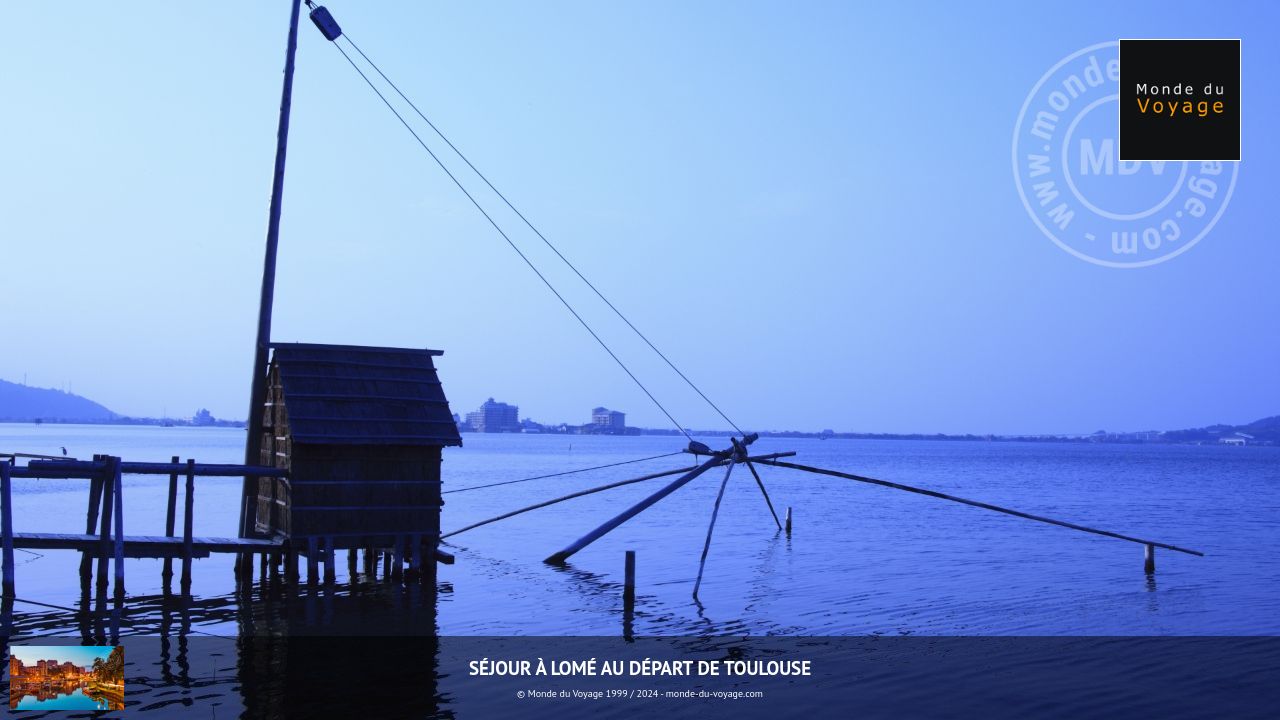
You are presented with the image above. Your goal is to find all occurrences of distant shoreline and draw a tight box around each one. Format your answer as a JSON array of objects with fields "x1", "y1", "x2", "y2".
[{"x1": 4, "y1": 418, "x2": 1274, "y2": 446}]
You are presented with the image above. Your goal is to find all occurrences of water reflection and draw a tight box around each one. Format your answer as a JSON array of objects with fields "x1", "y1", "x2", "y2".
[{"x1": 4, "y1": 572, "x2": 450, "y2": 718}]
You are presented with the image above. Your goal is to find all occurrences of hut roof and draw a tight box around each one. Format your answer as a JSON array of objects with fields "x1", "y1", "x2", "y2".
[{"x1": 270, "y1": 343, "x2": 462, "y2": 447}]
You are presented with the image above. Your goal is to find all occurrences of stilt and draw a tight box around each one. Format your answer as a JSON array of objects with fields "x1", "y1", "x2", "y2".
[
  {"x1": 1, "y1": 461, "x2": 15, "y2": 600},
  {"x1": 1144, "y1": 544, "x2": 1156, "y2": 574},
  {"x1": 363, "y1": 546, "x2": 375, "y2": 576},
  {"x1": 382, "y1": 550, "x2": 392, "y2": 578},
  {"x1": 743, "y1": 459, "x2": 782, "y2": 530},
  {"x1": 259, "y1": 550, "x2": 269, "y2": 579},
  {"x1": 785, "y1": 507, "x2": 792, "y2": 536},
  {"x1": 80, "y1": 461, "x2": 105, "y2": 583},
  {"x1": 285, "y1": 548, "x2": 298, "y2": 582},
  {"x1": 110, "y1": 457, "x2": 125, "y2": 599},
  {"x1": 181, "y1": 459, "x2": 195, "y2": 593},
  {"x1": 347, "y1": 548, "x2": 357, "y2": 580},
  {"x1": 391, "y1": 536, "x2": 404, "y2": 581},
  {"x1": 96, "y1": 461, "x2": 115, "y2": 592},
  {"x1": 323, "y1": 537, "x2": 336, "y2": 584},
  {"x1": 407, "y1": 534, "x2": 422, "y2": 581},
  {"x1": 162, "y1": 455, "x2": 179, "y2": 581},
  {"x1": 307, "y1": 537, "x2": 319, "y2": 584}
]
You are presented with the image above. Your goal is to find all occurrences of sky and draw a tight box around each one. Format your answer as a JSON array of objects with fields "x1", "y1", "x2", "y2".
[
  {"x1": 12, "y1": 645, "x2": 114, "y2": 669},
  {"x1": 1, "y1": 1, "x2": 1276, "y2": 435}
]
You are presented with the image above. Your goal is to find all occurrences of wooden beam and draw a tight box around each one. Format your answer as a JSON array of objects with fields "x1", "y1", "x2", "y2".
[
  {"x1": 693, "y1": 461, "x2": 736, "y2": 601},
  {"x1": 545, "y1": 452, "x2": 728, "y2": 565}
]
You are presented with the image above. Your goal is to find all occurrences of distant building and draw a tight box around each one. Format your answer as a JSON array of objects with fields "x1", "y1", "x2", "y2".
[
  {"x1": 466, "y1": 398, "x2": 521, "y2": 433},
  {"x1": 587, "y1": 407, "x2": 627, "y2": 434},
  {"x1": 10, "y1": 656, "x2": 22, "y2": 678}
]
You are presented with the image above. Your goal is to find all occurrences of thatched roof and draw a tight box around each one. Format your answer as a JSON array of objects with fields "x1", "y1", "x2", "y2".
[{"x1": 270, "y1": 343, "x2": 462, "y2": 447}]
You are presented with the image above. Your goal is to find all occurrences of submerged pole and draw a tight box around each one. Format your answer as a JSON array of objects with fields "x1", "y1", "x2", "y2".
[
  {"x1": 240, "y1": 0, "x2": 305, "y2": 543},
  {"x1": 743, "y1": 460, "x2": 782, "y2": 530},
  {"x1": 111, "y1": 457, "x2": 125, "y2": 599},
  {"x1": 1144, "y1": 544, "x2": 1156, "y2": 574}
]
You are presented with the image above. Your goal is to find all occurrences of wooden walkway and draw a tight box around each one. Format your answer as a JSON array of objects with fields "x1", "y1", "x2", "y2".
[
  {"x1": 2, "y1": 454, "x2": 290, "y2": 600},
  {"x1": 11, "y1": 533, "x2": 282, "y2": 558}
]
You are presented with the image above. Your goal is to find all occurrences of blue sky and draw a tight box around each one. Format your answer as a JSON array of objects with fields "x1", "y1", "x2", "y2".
[
  {"x1": 12, "y1": 645, "x2": 115, "y2": 669},
  {"x1": 1, "y1": 1, "x2": 1275, "y2": 434}
]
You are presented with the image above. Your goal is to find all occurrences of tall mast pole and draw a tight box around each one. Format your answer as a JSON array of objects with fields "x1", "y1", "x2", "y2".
[{"x1": 240, "y1": 0, "x2": 304, "y2": 542}]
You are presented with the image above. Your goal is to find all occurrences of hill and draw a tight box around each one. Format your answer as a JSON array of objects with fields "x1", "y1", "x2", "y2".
[{"x1": 0, "y1": 379, "x2": 118, "y2": 422}]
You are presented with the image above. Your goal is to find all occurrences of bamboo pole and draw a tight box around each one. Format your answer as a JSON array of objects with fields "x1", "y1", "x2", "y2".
[
  {"x1": 692, "y1": 461, "x2": 736, "y2": 601},
  {"x1": 757, "y1": 459, "x2": 1204, "y2": 557},
  {"x1": 545, "y1": 453, "x2": 728, "y2": 565},
  {"x1": 743, "y1": 460, "x2": 782, "y2": 530},
  {"x1": 442, "y1": 464, "x2": 702, "y2": 540},
  {"x1": 442, "y1": 452, "x2": 795, "y2": 542}
]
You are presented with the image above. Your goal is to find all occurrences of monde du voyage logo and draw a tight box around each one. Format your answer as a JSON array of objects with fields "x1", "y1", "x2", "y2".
[{"x1": 1013, "y1": 40, "x2": 1240, "y2": 268}]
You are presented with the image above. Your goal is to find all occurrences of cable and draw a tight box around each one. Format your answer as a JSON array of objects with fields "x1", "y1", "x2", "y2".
[
  {"x1": 443, "y1": 451, "x2": 683, "y2": 494},
  {"x1": 329, "y1": 41, "x2": 692, "y2": 441},
  {"x1": 339, "y1": 34, "x2": 745, "y2": 436}
]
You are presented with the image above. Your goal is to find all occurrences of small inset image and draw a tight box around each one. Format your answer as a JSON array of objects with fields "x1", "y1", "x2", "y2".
[
  {"x1": 8, "y1": 645, "x2": 125, "y2": 711},
  {"x1": 1119, "y1": 38, "x2": 1241, "y2": 161}
]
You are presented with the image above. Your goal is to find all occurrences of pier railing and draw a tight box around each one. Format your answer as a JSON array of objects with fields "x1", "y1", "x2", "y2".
[{"x1": 1, "y1": 455, "x2": 287, "y2": 600}]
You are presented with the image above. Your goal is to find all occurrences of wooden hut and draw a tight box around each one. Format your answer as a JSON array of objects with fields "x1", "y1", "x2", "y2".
[{"x1": 249, "y1": 343, "x2": 461, "y2": 563}]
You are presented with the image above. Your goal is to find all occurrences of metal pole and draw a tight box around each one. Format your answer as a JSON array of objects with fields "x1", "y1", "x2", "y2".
[
  {"x1": 241, "y1": 0, "x2": 304, "y2": 541},
  {"x1": 545, "y1": 452, "x2": 727, "y2": 564}
]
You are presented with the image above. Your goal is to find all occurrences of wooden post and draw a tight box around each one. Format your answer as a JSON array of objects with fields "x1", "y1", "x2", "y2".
[
  {"x1": 259, "y1": 550, "x2": 269, "y2": 579},
  {"x1": 391, "y1": 536, "x2": 404, "y2": 582},
  {"x1": 96, "y1": 460, "x2": 115, "y2": 592},
  {"x1": 285, "y1": 548, "x2": 298, "y2": 582},
  {"x1": 347, "y1": 548, "x2": 357, "y2": 580},
  {"x1": 1144, "y1": 544, "x2": 1156, "y2": 574},
  {"x1": 1, "y1": 461, "x2": 15, "y2": 600},
  {"x1": 785, "y1": 507, "x2": 792, "y2": 536},
  {"x1": 163, "y1": 455, "x2": 179, "y2": 581},
  {"x1": 323, "y1": 537, "x2": 336, "y2": 584},
  {"x1": 111, "y1": 457, "x2": 125, "y2": 598},
  {"x1": 382, "y1": 550, "x2": 391, "y2": 578},
  {"x1": 307, "y1": 537, "x2": 319, "y2": 585},
  {"x1": 80, "y1": 460, "x2": 105, "y2": 582},
  {"x1": 623, "y1": 550, "x2": 636, "y2": 611},
  {"x1": 363, "y1": 546, "x2": 375, "y2": 576},
  {"x1": 181, "y1": 459, "x2": 195, "y2": 592},
  {"x1": 406, "y1": 535, "x2": 422, "y2": 581}
]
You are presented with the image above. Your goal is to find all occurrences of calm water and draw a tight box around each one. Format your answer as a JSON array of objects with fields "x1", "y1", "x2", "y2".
[
  {"x1": 12, "y1": 685, "x2": 111, "y2": 711},
  {"x1": 2, "y1": 424, "x2": 1277, "y2": 636}
]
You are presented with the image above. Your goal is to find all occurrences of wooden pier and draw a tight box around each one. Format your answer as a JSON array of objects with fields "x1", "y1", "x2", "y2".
[{"x1": 2, "y1": 455, "x2": 289, "y2": 599}]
